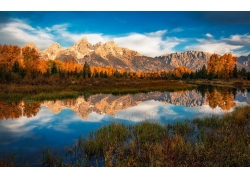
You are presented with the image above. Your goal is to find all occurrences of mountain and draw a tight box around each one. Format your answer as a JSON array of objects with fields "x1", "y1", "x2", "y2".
[
  {"x1": 25, "y1": 38, "x2": 250, "y2": 72},
  {"x1": 81, "y1": 41, "x2": 172, "y2": 71},
  {"x1": 23, "y1": 42, "x2": 40, "y2": 52},
  {"x1": 156, "y1": 51, "x2": 212, "y2": 70},
  {"x1": 237, "y1": 54, "x2": 250, "y2": 71},
  {"x1": 40, "y1": 42, "x2": 64, "y2": 60},
  {"x1": 37, "y1": 38, "x2": 173, "y2": 71}
]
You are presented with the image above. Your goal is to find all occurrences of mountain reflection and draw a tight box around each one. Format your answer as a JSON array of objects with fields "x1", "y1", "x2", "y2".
[{"x1": 0, "y1": 86, "x2": 249, "y2": 121}]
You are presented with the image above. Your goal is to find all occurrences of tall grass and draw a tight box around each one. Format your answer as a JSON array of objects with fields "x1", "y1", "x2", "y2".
[{"x1": 39, "y1": 105, "x2": 250, "y2": 167}]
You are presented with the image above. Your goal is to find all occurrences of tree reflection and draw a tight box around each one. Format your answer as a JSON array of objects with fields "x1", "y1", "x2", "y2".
[
  {"x1": 0, "y1": 100, "x2": 41, "y2": 120},
  {"x1": 23, "y1": 101, "x2": 41, "y2": 118},
  {"x1": 0, "y1": 101, "x2": 22, "y2": 120},
  {"x1": 205, "y1": 86, "x2": 236, "y2": 111}
]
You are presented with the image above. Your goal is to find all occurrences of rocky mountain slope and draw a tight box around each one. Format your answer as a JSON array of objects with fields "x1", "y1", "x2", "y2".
[
  {"x1": 80, "y1": 41, "x2": 171, "y2": 71},
  {"x1": 156, "y1": 51, "x2": 212, "y2": 71},
  {"x1": 237, "y1": 54, "x2": 250, "y2": 71}
]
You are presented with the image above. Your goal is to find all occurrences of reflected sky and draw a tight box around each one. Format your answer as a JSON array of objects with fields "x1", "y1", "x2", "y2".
[{"x1": 0, "y1": 87, "x2": 249, "y2": 165}]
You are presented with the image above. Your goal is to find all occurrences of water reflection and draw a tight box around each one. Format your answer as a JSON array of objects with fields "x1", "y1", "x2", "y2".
[
  {"x1": 0, "y1": 86, "x2": 249, "y2": 165},
  {"x1": 204, "y1": 86, "x2": 236, "y2": 110},
  {"x1": 0, "y1": 101, "x2": 41, "y2": 120},
  {"x1": 0, "y1": 86, "x2": 249, "y2": 121}
]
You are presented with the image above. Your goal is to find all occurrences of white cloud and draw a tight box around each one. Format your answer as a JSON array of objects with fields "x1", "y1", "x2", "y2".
[
  {"x1": 222, "y1": 34, "x2": 250, "y2": 46},
  {"x1": 145, "y1": 30, "x2": 167, "y2": 37},
  {"x1": 0, "y1": 18, "x2": 54, "y2": 50},
  {"x1": 205, "y1": 33, "x2": 213, "y2": 38},
  {"x1": 113, "y1": 31, "x2": 185, "y2": 57},
  {"x1": 171, "y1": 28, "x2": 183, "y2": 33},
  {"x1": 46, "y1": 24, "x2": 111, "y2": 45},
  {"x1": 0, "y1": 19, "x2": 184, "y2": 56},
  {"x1": 6, "y1": 18, "x2": 250, "y2": 57},
  {"x1": 185, "y1": 38, "x2": 243, "y2": 56}
]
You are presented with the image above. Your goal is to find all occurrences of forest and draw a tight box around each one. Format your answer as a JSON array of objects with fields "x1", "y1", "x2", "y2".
[{"x1": 0, "y1": 44, "x2": 250, "y2": 85}]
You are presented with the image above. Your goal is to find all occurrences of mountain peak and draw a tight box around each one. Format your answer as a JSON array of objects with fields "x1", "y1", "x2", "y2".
[
  {"x1": 23, "y1": 42, "x2": 40, "y2": 51},
  {"x1": 105, "y1": 40, "x2": 116, "y2": 46},
  {"x1": 76, "y1": 37, "x2": 89, "y2": 44},
  {"x1": 49, "y1": 42, "x2": 63, "y2": 48}
]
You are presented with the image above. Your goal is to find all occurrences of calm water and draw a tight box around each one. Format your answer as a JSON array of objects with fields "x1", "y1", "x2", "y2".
[{"x1": 0, "y1": 86, "x2": 249, "y2": 165}]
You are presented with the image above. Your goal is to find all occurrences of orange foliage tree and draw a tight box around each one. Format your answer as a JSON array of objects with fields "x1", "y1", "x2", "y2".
[
  {"x1": 173, "y1": 66, "x2": 192, "y2": 78},
  {"x1": 207, "y1": 53, "x2": 237, "y2": 79},
  {"x1": 22, "y1": 46, "x2": 40, "y2": 75},
  {"x1": 0, "y1": 44, "x2": 22, "y2": 71}
]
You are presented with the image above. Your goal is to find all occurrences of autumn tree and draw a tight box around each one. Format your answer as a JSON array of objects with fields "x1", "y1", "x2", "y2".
[
  {"x1": 22, "y1": 46, "x2": 40, "y2": 77},
  {"x1": 207, "y1": 54, "x2": 220, "y2": 78},
  {"x1": 207, "y1": 53, "x2": 237, "y2": 79},
  {"x1": 172, "y1": 66, "x2": 192, "y2": 79},
  {"x1": 0, "y1": 45, "x2": 22, "y2": 71},
  {"x1": 38, "y1": 60, "x2": 48, "y2": 74}
]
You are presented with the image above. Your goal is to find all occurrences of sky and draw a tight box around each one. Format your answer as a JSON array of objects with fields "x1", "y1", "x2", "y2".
[{"x1": 1, "y1": 11, "x2": 250, "y2": 57}]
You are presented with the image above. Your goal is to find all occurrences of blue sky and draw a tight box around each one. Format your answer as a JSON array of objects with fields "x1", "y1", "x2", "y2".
[{"x1": 0, "y1": 11, "x2": 250, "y2": 57}]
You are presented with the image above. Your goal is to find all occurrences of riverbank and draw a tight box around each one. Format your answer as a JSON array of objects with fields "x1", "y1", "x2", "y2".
[
  {"x1": 0, "y1": 79, "x2": 196, "y2": 101},
  {"x1": 186, "y1": 79, "x2": 250, "y2": 88}
]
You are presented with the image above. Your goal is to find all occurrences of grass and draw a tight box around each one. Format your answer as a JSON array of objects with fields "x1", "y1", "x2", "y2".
[
  {"x1": 31, "y1": 105, "x2": 250, "y2": 167},
  {"x1": 0, "y1": 79, "x2": 196, "y2": 101},
  {"x1": 187, "y1": 79, "x2": 250, "y2": 88}
]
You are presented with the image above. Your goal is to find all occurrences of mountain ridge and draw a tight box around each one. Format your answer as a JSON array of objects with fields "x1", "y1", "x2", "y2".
[{"x1": 23, "y1": 38, "x2": 250, "y2": 72}]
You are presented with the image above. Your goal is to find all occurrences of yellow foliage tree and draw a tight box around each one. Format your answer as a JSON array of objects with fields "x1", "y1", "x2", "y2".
[{"x1": 173, "y1": 66, "x2": 192, "y2": 78}]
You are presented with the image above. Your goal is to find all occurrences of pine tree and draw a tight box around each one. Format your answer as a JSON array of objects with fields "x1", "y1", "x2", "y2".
[
  {"x1": 233, "y1": 64, "x2": 238, "y2": 78},
  {"x1": 201, "y1": 65, "x2": 207, "y2": 79},
  {"x1": 12, "y1": 61, "x2": 20, "y2": 74},
  {"x1": 51, "y1": 62, "x2": 58, "y2": 75},
  {"x1": 83, "y1": 61, "x2": 91, "y2": 78}
]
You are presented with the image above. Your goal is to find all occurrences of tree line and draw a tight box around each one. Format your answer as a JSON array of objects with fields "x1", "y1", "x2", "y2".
[{"x1": 0, "y1": 44, "x2": 250, "y2": 84}]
